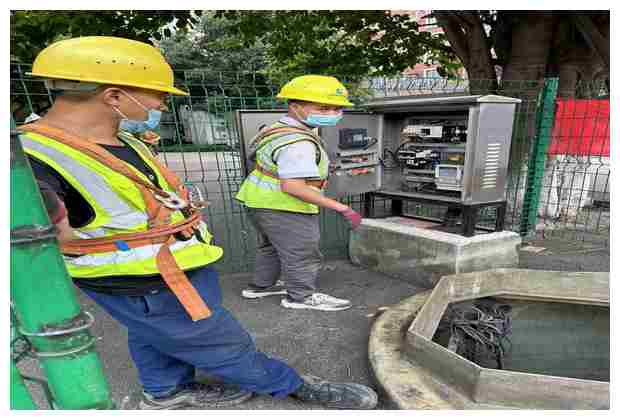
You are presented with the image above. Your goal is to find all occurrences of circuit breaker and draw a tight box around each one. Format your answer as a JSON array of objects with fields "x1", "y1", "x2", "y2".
[{"x1": 235, "y1": 95, "x2": 520, "y2": 206}]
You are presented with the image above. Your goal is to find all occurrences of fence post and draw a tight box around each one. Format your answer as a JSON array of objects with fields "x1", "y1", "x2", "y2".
[
  {"x1": 10, "y1": 128, "x2": 115, "y2": 409},
  {"x1": 519, "y1": 77, "x2": 559, "y2": 236}
]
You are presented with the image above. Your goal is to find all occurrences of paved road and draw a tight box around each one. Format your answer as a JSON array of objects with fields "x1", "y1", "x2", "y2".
[
  {"x1": 16, "y1": 236, "x2": 609, "y2": 410},
  {"x1": 17, "y1": 259, "x2": 423, "y2": 410}
]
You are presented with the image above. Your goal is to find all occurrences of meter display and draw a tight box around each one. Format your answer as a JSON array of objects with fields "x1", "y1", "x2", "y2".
[
  {"x1": 435, "y1": 164, "x2": 464, "y2": 191},
  {"x1": 339, "y1": 128, "x2": 369, "y2": 149}
]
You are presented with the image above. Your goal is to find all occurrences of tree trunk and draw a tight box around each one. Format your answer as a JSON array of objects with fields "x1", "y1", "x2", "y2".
[
  {"x1": 502, "y1": 12, "x2": 556, "y2": 86},
  {"x1": 433, "y1": 10, "x2": 496, "y2": 92}
]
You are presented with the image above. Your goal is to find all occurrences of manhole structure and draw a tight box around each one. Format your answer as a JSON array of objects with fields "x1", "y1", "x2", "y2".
[{"x1": 372, "y1": 269, "x2": 609, "y2": 409}]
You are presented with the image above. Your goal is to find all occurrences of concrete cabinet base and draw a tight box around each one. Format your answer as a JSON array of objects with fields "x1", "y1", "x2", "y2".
[{"x1": 349, "y1": 217, "x2": 521, "y2": 288}]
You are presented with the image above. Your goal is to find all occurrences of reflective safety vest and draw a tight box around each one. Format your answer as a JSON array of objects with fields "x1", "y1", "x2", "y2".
[
  {"x1": 235, "y1": 122, "x2": 330, "y2": 214},
  {"x1": 19, "y1": 123, "x2": 223, "y2": 321}
]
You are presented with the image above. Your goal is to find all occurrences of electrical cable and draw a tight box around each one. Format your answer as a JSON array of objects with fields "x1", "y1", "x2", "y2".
[{"x1": 436, "y1": 298, "x2": 513, "y2": 369}]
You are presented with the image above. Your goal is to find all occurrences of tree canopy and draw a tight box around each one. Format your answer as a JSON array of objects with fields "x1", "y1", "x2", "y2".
[
  {"x1": 11, "y1": 9, "x2": 609, "y2": 99},
  {"x1": 156, "y1": 11, "x2": 273, "y2": 100},
  {"x1": 10, "y1": 10, "x2": 196, "y2": 63},
  {"x1": 219, "y1": 10, "x2": 459, "y2": 83},
  {"x1": 221, "y1": 10, "x2": 609, "y2": 96}
]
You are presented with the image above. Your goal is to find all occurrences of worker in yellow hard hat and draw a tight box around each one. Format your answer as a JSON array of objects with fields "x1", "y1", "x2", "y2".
[
  {"x1": 19, "y1": 37, "x2": 377, "y2": 410},
  {"x1": 236, "y1": 75, "x2": 363, "y2": 311}
]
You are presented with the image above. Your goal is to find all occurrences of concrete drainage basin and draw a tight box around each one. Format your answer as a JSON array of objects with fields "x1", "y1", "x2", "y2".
[{"x1": 373, "y1": 269, "x2": 609, "y2": 409}]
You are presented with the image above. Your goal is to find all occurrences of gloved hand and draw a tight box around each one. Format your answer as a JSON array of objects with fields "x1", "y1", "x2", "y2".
[{"x1": 338, "y1": 207, "x2": 362, "y2": 230}]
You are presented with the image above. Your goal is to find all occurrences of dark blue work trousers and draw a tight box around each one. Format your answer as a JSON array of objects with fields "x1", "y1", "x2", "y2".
[{"x1": 80, "y1": 266, "x2": 303, "y2": 398}]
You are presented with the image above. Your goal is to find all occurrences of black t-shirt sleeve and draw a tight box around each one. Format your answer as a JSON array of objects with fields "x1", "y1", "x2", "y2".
[
  {"x1": 27, "y1": 156, "x2": 95, "y2": 228},
  {"x1": 29, "y1": 157, "x2": 65, "y2": 198}
]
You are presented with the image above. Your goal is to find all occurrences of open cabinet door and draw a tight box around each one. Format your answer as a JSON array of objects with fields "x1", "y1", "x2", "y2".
[
  {"x1": 320, "y1": 111, "x2": 383, "y2": 197},
  {"x1": 235, "y1": 110, "x2": 383, "y2": 197}
]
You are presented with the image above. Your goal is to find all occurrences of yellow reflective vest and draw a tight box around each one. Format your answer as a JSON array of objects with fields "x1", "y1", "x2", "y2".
[
  {"x1": 21, "y1": 130, "x2": 223, "y2": 279},
  {"x1": 235, "y1": 121, "x2": 330, "y2": 214}
]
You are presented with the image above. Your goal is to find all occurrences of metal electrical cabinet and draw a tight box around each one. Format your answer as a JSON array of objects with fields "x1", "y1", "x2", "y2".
[
  {"x1": 235, "y1": 94, "x2": 521, "y2": 236},
  {"x1": 236, "y1": 110, "x2": 384, "y2": 198}
]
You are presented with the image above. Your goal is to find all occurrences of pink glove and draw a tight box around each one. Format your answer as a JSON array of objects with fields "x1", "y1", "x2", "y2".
[{"x1": 338, "y1": 207, "x2": 362, "y2": 230}]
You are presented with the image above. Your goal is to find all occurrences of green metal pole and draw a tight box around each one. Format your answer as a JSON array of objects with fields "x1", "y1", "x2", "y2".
[
  {"x1": 519, "y1": 78, "x2": 559, "y2": 236},
  {"x1": 10, "y1": 360, "x2": 37, "y2": 410},
  {"x1": 11, "y1": 305, "x2": 37, "y2": 410},
  {"x1": 10, "y1": 129, "x2": 115, "y2": 410}
]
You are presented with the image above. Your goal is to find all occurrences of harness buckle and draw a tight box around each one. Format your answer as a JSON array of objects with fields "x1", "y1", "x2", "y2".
[
  {"x1": 154, "y1": 191, "x2": 188, "y2": 210},
  {"x1": 185, "y1": 183, "x2": 208, "y2": 210}
]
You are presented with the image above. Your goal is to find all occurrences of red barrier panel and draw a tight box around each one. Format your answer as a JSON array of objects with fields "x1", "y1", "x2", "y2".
[{"x1": 547, "y1": 98, "x2": 609, "y2": 157}]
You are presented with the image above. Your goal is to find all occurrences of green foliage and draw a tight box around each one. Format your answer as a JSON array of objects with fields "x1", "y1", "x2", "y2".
[
  {"x1": 157, "y1": 12, "x2": 273, "y2": 99},
  {"x1": 158, "y1": 11, "x2": 266, "y2": 71},
  {"x1": 10, "y1": 10, "x2": 198, "y2": 63},
  {"x1": 219, "y1": 11, "x2": 458, "y2": 82}
]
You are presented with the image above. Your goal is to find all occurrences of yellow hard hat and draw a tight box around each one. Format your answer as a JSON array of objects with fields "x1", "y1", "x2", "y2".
[
  {"x1": 28, "y1": 36, "x2": 188, "y2": 96},
  {"x1": 276, "y1": 75, "x2": 353, "y2": 107}
]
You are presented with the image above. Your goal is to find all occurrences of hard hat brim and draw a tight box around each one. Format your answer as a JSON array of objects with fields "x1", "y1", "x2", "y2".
[
  {"x1": 27, "y1": 72, "x2": 190, "y2": 96},
  {"x1": 276, "y1": 93, "x2": 353, "y2": 107}
]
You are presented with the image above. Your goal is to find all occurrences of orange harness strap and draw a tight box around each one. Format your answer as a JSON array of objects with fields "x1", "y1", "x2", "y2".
[
  {"x1": 251, "y1": 126, "x2": 327, "y2": 190},
  {"x1": 60, "y1": 212, "x2": 202, "y2": 254},
  {"x1": 249, "y1": 126, "x2": 322, "y2": 150},
  {"x1": 254, "y1": 165, "x2": 327, "y2": 190},
  {"x1": 20, "y1": 123, "x2": 212, "y2": 321}
]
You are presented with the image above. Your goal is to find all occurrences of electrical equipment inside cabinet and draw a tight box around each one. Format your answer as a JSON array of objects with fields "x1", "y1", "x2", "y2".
[
  {"x1": 434, "y1": 164, "x2": 464, "y2": 191},
  {"x1": 339, "y1": 128, "x2": 373, "y2": 149},
  {"x1": 394, "y1": 120, "x2": 467, "y2": 193}
]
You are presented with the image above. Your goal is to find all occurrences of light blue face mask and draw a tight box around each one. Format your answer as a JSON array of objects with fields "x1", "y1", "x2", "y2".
[
  {"x1": 304, "y1": 113, "x2": 343, "y2": 127},
  {"x1": 119, "y1": 109, "x2": 162, "y2": 133},
  {"x1": 115, "y1": 90, "x2": 163, "y2": 133}
]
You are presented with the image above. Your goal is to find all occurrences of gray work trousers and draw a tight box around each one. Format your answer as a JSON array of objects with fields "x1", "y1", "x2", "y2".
[{"x1": 246, "y1": 207, "x2": 322, "y2": 301}]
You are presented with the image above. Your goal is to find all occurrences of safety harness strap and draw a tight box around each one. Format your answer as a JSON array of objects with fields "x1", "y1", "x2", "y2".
[
  {"x1": 249, "y1": 125, "x2": 322, "y2": 150},
  {"x1": 19, "y1": 123, "x2": 212, "y2": 321},
  {"x1": 157, "y1": 236, "x2": 212, "y2": 321},
  {"x1": 22, "y1": 123, "x2": 174, "y2": 197},
  {"x1": 254, "y1": 165, "x2": 327, "y2": 190},
  {"x1": 251, "y1": 125, "x2": 327, "y2": 190},
  {"x1": 60, "y1": 212, "x2": 202, "y2": 254}
]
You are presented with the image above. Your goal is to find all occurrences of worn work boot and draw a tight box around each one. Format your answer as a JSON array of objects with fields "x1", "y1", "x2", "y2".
[
  {"x1": 241, "y1": 279, "x2": 287, "y2": 299},
  {"x1": 281, "y1": 293, "x2": 352, "y2": 311},
  {"x1": 291, "y1": 375, "x2": 378, "y2": 409},
  {"x1": 138, "y1": 382, "x2": 253, "y2": 410}
]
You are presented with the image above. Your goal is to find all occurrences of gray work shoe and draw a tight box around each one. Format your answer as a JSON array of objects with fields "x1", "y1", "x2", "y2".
[
  {"x1": 292, "y1": 375, "x2": 378, "y2": 409},
  {"x1": 138, "y1": 382, "x2": 253, "y2": 410},
  {"x1": 281, "y1": 293, "x2": 352, "y2": 311},
  {"x1": 242, "y1": 280, "x2": 287, "y2": 299}
]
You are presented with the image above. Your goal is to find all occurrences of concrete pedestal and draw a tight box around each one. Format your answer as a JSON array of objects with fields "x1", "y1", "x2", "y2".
[{"x1": 349, "y1": 217, "x2": 521, "y2": 289}]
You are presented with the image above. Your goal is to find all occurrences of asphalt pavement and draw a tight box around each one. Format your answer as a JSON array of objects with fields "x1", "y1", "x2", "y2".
[{"x1": 16, "y1": 235, "x2": 609, "y2": 410}]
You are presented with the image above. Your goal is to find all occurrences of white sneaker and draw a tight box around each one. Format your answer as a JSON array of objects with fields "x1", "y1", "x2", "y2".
[
  {"x1": 241, "y1": 280, "x2": 287, "y2": 299},
  {"x1": 281, "y1": 293, "x2": 352, "y2": 311}
]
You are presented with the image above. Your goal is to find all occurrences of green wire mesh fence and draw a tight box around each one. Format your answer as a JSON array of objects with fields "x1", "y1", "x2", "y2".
[{"x1": 11, "y1": 63, "x2": 610, "y2": 273}]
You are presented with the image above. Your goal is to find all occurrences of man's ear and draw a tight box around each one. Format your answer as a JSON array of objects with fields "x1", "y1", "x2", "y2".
[
  {"x1": 289, "y1": 100, "x2": 306, "y2": 116},
  {"x1": 100, "y1": 87, "x2": 124, "y2": 107}
]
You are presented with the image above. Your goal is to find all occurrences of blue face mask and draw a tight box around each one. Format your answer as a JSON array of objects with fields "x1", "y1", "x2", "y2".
[
  {"x1": 115, "y1": 90, "x2": 163, "y2": 133},
  {"x1": 119, "y1": 109, "x2": 162, "y2": 133},
  {"x1": 304, "y1": 113, "x2": 343, "y2": 127}
]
